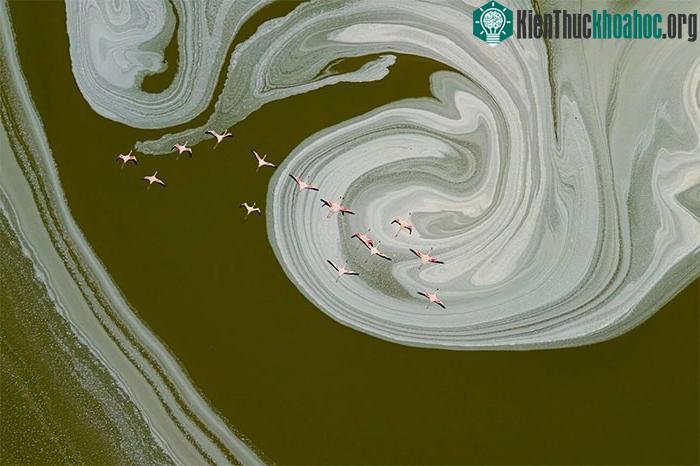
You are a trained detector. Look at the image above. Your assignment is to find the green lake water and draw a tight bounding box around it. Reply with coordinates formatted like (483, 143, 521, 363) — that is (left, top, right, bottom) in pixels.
(2, 1, 698, 464)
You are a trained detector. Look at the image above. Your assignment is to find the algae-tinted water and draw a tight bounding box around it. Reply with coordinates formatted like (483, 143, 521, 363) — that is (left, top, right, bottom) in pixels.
(3, 2, 698, 464)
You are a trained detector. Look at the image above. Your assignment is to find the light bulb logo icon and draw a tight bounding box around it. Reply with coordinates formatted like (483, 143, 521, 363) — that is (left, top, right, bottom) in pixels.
(481, 8, 506, 44)
(473, 1, 513, 46)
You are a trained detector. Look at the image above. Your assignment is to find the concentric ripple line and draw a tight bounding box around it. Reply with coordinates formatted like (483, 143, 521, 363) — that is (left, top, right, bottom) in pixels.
(1, 1, 265, 463)
(262, 0, 700, 350)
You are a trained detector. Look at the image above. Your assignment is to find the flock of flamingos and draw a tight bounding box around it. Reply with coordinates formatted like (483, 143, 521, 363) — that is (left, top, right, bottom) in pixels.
(116, 129, 447, 310)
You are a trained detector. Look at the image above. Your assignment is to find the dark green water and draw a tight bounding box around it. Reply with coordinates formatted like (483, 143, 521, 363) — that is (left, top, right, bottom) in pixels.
(0, 214, 171, 466)
(4, 1, 698, 464)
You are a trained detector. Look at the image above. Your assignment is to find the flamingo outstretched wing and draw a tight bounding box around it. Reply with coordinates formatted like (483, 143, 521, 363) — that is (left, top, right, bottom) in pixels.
(327, 260, 340, 272)
(351, 234, 372, 249)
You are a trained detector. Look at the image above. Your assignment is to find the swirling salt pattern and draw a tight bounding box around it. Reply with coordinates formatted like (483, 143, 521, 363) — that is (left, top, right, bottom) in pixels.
(66, 0, 272, 128)
(260, 0, 700, 349)
(135, 0, 514, 153)
(136, 0, 403, 154)
(68, 0, 700, 349)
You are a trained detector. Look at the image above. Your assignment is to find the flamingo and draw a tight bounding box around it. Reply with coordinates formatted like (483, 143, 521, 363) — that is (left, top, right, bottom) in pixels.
(364, 241, 391, 261)
(143, 171, 166, 188)
(116, 150, 137, 168)
(410, 248, 444, 267)
(205, 129, 233, 148)
(172, 142, 193, 159)
(252, 150, 276, 170)
(327, 260, 359, 282)
(240, 202, 262, 217)
(351, 230, 374, 249)
(289, 174, 319, 191)
(320, 197, 354, 218)
(391, 215, 413, 237)
(417, 289, 446, 309)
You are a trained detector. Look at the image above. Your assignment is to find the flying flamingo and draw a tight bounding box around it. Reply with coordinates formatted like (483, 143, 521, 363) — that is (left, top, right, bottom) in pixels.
(252, 150, 276, 170)
(350, 230, 389, 260)
(205, 129, 233, 148)
(240, 202, 262, 217)
(143, 171, 166, 188)
(172, 142, 193, 159)
(116, 150, 137, 168)
(289, 174, 319, 191)
(417, 289, 446, 309)
(320, 197, 354, 218)
(391, 215, 413, 237)
(351, 230, 374, 249)
(327, 260, 359, 282)
(364, 241, 391, 261)
(410, 248, 444, 267)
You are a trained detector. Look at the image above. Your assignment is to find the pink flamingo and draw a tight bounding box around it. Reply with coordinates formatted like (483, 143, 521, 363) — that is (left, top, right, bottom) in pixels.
(410, 248, 444, 267)
(417, 289, 446, 309)
(116, 150, 137, 168)
(351, 230, 374, 249)
(327, 260, 359, 282)
(391, 215, 413, 237)
(289, 174, 319, 191)
(351, 230, 390, 261)
(143, 171, 166, 188)
(320, 197, 354, 218)
(252, 150, 276, 170)
(365, 241, 391, 261)
(172, 142, 193, 159)
(240, 202, 262, 217)
(205, 129, 233, 148)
